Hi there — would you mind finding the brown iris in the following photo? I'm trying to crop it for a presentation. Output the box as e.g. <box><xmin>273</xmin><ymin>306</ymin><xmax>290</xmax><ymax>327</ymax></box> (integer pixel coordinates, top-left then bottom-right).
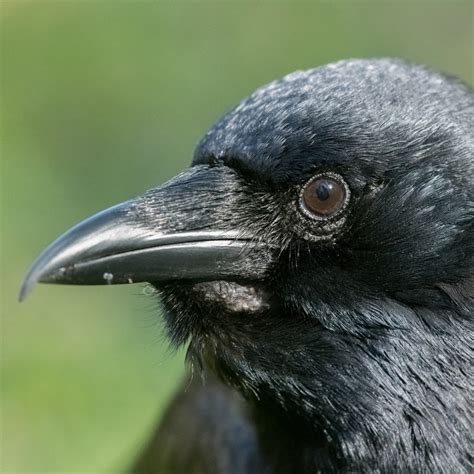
<box><xmin>301</xmin><ymin>174</ymin><xmax>348</xmax><ymax>217</ymax></box>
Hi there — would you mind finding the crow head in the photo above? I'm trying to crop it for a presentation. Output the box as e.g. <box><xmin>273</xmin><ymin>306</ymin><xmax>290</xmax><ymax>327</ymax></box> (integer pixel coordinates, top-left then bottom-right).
<box><xmin>21</xmin><ymin>59</ymin><xmax>473</xmax><ymax>471</ymax></box>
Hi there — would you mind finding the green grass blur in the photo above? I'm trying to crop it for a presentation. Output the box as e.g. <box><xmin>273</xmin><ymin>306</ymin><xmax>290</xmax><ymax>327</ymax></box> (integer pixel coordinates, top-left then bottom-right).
<box><xmin>1</xmin><ymin>1</ymin><xmax>472</xmax><ymax>472</ymax></box>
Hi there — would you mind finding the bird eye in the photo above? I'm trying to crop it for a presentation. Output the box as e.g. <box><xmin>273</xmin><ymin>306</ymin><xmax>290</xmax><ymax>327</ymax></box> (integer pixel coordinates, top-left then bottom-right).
<box><xmin>300</xmin><ymin>174</ymin><xmax>349</xmax><ymax>218</ymax></box>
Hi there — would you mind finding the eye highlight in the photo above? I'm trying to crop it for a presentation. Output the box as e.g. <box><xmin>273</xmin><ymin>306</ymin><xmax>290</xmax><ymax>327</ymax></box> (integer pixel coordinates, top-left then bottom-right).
<box><xmin>300</xmin><ymin>173</ymin><xmax>349</xmax><ymax>219</ymax></box>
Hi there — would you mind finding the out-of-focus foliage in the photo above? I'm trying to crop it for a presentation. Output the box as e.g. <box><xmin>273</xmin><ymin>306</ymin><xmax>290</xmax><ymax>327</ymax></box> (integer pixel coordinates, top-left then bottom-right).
<box><xmin>1</xmin><ymin>1</ymin><xmax>472</xmax><ymax>472</ymax></box>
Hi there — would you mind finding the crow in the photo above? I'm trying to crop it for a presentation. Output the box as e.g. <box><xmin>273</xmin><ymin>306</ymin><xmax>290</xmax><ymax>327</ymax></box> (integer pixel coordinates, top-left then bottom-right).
<box><xmin>21</xmin><ymin>58</ymin><xmax>473</xmax><ymax>473</ymax></box>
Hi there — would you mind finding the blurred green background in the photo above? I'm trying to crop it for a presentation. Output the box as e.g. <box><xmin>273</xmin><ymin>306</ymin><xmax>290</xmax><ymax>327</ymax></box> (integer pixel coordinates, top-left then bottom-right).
<box><xmin>1</xmin><ymin>1</ymin><xmax>472</xmax><ymax>472</ymax></box>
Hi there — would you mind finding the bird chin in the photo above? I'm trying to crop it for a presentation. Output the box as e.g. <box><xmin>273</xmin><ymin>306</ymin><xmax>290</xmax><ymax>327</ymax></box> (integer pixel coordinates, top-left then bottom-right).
<box><xmin>155</xmin><ymin>279</ymin><xmax>274</xmax><ymax>353</ymax></box>
<box><xmin>188</xmin><ymin>280</ymin><xmax>272</xmax><ymax>314</ymax></box>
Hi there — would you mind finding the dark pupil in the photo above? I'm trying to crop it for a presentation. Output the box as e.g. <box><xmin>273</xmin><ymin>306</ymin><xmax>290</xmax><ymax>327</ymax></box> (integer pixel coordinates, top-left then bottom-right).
<box><xmin>316</xmin><ymin>181</ymin><xmax>331</xmax><ymax>201</ymax></box>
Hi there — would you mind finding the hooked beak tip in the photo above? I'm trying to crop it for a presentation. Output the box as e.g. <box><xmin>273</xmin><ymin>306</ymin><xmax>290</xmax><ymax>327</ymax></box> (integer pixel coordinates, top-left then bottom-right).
<box><xmin>18</xmin><ymin>265</ymin><xmax>50</xmax><ymax>302</ymax></box>
<box><xmin>19</xmin><ymin>275</ymin><xmax>35</xmax><ymax>302</ymax></box>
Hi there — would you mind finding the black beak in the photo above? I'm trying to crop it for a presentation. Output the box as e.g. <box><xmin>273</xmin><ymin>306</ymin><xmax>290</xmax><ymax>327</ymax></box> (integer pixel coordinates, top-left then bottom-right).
<box><xmin>19</xmin><ymin>166</ymin><xmax>271</xmax><ymax>301</ymax></box>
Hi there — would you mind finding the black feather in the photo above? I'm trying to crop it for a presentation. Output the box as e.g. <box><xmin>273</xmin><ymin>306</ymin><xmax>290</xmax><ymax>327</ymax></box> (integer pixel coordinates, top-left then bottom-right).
<box><xmin>133</xmin><ymin>58</ymin><xmax>473</xmax><ymax>473</ymax></box>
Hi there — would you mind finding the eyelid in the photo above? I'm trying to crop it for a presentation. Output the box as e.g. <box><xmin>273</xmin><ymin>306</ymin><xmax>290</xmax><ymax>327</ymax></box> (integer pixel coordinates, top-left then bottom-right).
<box><xmin>299</xmin><ymin>172</ymin><xmax>351</xmax><ymax>221</ymax></box>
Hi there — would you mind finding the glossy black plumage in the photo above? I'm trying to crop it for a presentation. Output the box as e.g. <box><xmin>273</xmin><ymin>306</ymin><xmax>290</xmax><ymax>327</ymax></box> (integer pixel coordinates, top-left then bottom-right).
<box><xmin>140</xmin><ymin>59</ymin><xmax>474</xmax><ymax>473</ymax></box>
<box><xmin>22</xmin><ymin>59</ymin><xmax>473</xmax><ymax>473</ymax></box>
